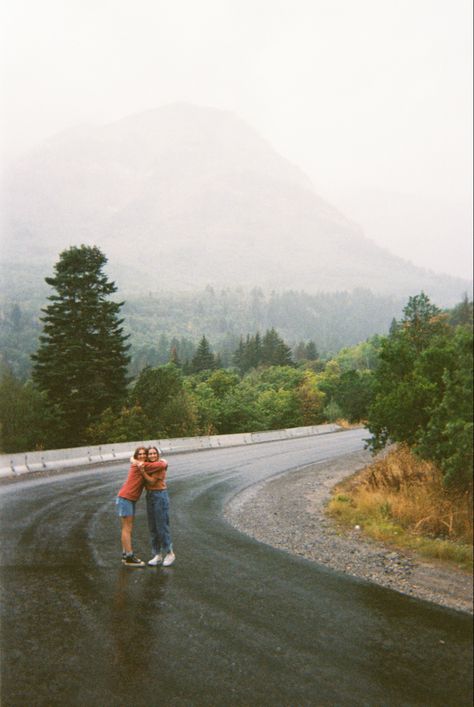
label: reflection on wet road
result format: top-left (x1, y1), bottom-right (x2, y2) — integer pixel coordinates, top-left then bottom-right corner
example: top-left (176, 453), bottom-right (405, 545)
top-left (1, 430), bottom-right (472, 705)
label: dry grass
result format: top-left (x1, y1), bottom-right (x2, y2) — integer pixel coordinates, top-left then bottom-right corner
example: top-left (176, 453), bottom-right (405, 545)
top-left (334, 418), bottom-right (364, 430)
top-left (328, 445), bottom-right (473, 571)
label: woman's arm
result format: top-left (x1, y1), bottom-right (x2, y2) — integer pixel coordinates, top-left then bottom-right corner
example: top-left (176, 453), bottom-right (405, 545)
top-left (129, 455), bottom-right (146, 469)
top-left (144, 460), bottom-right (168, 474)
top-left (142, 460), bottom-right (168, 484)
top-left (141, 468), bottom-right (155, 484)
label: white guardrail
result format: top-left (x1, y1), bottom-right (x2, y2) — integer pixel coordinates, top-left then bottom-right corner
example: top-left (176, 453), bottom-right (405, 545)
top-left (0, 423), bottom-right (342, 479)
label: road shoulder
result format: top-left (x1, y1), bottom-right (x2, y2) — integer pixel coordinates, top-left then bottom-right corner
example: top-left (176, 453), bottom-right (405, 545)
top-left (224, 449), bottom-right (473, 614)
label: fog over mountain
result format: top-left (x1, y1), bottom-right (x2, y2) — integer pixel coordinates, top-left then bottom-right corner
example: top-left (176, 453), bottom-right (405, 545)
top-left (1, 104), bottom-right (469, 305)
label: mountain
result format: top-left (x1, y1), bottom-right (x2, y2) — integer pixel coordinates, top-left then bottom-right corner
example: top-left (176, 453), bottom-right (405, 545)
top-left (0, 103), bottom-right (469, 305)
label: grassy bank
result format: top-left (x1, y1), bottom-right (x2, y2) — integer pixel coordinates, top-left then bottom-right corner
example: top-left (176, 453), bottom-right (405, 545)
top-left (327, 445), bottom-right (473, 572)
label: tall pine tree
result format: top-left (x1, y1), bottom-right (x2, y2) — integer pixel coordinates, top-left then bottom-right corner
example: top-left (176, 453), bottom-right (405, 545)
top-left (261, 328), bottom-right (293, 367)
top-left (191, 336), bottom-right (216, 373)
top-left (32, 245), bottom-right (130, 446)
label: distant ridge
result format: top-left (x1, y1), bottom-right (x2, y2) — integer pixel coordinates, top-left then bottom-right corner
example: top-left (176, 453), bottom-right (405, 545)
top-left (1, 103), bottom-right (469, 305)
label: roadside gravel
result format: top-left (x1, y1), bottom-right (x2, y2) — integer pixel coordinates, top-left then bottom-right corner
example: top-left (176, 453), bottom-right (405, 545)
top-left (224, 449), bottom-right (473, 614)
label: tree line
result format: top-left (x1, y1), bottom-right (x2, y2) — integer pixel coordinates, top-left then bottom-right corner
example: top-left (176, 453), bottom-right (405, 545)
top-left (0, 278), bottom-right (407, 379)
top-left (0, 245), bottom-right (471, 492)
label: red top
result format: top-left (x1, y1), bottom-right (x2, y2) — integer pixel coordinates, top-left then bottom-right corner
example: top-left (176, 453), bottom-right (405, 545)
top-left (144, 460), bottom-right (168, 491)
top-left (118, 463), bottom-right (145, 501)
top-left (118, 460), bottom-right (168, 501)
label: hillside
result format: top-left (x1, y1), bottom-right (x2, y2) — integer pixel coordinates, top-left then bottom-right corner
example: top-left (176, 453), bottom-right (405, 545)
top-left (1, 103), bottom-right (469, 305)
top-left (0, 286), bottom-right (405, 379)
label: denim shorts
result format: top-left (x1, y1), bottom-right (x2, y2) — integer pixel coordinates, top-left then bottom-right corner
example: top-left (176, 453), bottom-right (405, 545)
top-left (116, 496), bottom-right (136, 517)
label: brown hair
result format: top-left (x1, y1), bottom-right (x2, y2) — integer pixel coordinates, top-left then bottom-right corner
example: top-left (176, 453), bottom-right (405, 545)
top-left (133, 446), bottom-right (148, 459)
top-left (147, 446), bottom-right (160, 459)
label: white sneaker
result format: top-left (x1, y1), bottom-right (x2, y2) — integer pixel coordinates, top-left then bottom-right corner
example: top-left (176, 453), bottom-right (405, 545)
top-left (162, 552), bottom-right (176, 567)
top-left (148, 554), bottom-right (163, 566)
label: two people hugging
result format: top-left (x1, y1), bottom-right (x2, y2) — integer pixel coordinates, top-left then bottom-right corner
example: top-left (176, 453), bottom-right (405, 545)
top-left (116, 445), bottom-right (175, 567)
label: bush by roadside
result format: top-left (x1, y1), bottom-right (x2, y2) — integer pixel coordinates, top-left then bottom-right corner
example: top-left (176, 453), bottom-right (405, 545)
top-left (327, 445), bottom-right (473, 572)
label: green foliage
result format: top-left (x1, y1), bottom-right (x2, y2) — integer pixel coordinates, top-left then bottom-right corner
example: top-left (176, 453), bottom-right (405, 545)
top-left (86, 405), bottom-right (151, 444)
top-left (367, 293), bottom-right (473, 488)
top-left (205, 369), bottom-right (240, 398)
top-left (261, 328), bottom-right (294, 367)
top-left (233, 328), bottom-right (293, 373)
top-left (333, 336), bottom-right (382, 372)
top-left (324, 400), bottom-right (343, 423)
top-left (416, 327), bottom-right (473, 488)
top-left (334, 370), bottom-right (374, 422)
top-left (304, 341), bottom-right (318, 360)
top-left (5, 277), bottom-right (470, 468)
top-left (0, 302), bottom-right (42, 379)
top-left (446, 293), bottom-right (473, 328)
top-left (87, 363), bottom-right (198, 443)
top-left (233, 332), bottom-right (262, 373)
top-left (131, 364), bottom-right (183, 422)
top-left (31, 246), bottom-right (130, 445)
top-left (255, 388), bottom-right (300, 430)
top-left (184, 365), bottom-right (325, 434)
top-left (129, 336), bottom-right (195, 377)
top-left (191, 336), bottom-right (217, 373)
top-left (188, 381), bottom-right (222, 434)
top-left (129, 363), bottom-right (197, 438)
top-left (0, 369), bottom-right (58, 452)
top-left (367, 293), bottom-right (448, 449)
top-left (299, 348), bottom-right (377, 423)
top-left (1, 287), bottom-right (405, 379)
top-left (216, 385), bottom-right (260, 433)
top-left (297, 370), bottom-right (326, 425)
top-left (121, 287), bottom-right (404, 354)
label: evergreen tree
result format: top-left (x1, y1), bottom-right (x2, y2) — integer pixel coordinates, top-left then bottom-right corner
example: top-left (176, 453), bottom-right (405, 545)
top-left (261, 328), bottom-right (294, 366)
top-left (32, 245), bottom-right (130, 446)
top-left (416, 326), bottom-right (473, 487)
top-left (447, 293), bottom-right (473, 328)
top-left (366, 293), bottom-right (448, 451)
top-left (294, 341), bottom-right (307, 362)
top-left (170, 346), bottom-right (180, 367)
top-left (401, 291), bottom-right (444, 353)
top-left (305, 341), bottom-right (319, 361)
top-left (233, 337), bottom-right (246, 374)
top-left (249, 332), bottom-right (262, 368)
top-left (233, 329), bottom-right (293, 372)
top-left (294, 340), bottom-right (319, 362)
top-left (191, 336), bottom-right (216, 372)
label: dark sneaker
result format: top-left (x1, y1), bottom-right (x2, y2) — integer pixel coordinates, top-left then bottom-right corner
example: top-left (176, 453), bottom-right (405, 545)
top-left (122, 554), bottom-right (145, 567)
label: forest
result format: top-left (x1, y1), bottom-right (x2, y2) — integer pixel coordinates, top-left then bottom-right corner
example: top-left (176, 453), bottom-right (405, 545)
top-left (0, 246), bottom-right (471, 494)
top-left (0, 285), bottom-right (406, 379)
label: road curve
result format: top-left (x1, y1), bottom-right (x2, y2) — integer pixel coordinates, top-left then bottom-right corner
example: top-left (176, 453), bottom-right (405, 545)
top-left (1, 429), bottom-right (472, 706)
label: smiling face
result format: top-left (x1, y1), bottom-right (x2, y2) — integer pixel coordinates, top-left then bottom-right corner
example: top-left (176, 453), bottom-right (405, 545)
top-left (134, 447), bottom-right (148, 460)
top-left (147, 447), bottom-right (159, 461)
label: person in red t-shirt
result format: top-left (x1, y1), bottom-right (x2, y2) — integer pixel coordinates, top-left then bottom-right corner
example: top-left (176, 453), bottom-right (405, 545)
top-left (115, 446), bottom-right (148, 567)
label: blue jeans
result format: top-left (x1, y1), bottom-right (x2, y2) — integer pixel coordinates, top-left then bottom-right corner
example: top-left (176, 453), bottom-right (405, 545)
top-left (146, 490), bottom-right (172, 556)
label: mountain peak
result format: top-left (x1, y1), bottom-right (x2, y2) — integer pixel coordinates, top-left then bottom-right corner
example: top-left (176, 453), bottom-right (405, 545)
top-left (1, 103), bottom-right (469, 305)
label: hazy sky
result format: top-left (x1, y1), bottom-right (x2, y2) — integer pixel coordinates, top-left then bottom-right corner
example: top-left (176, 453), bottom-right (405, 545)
top-left (1, 0), bottom-right (472, 279)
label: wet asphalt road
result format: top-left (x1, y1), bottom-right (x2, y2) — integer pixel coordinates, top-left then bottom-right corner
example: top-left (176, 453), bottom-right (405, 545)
top-left (0, 429), bottom-right (472, 706)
